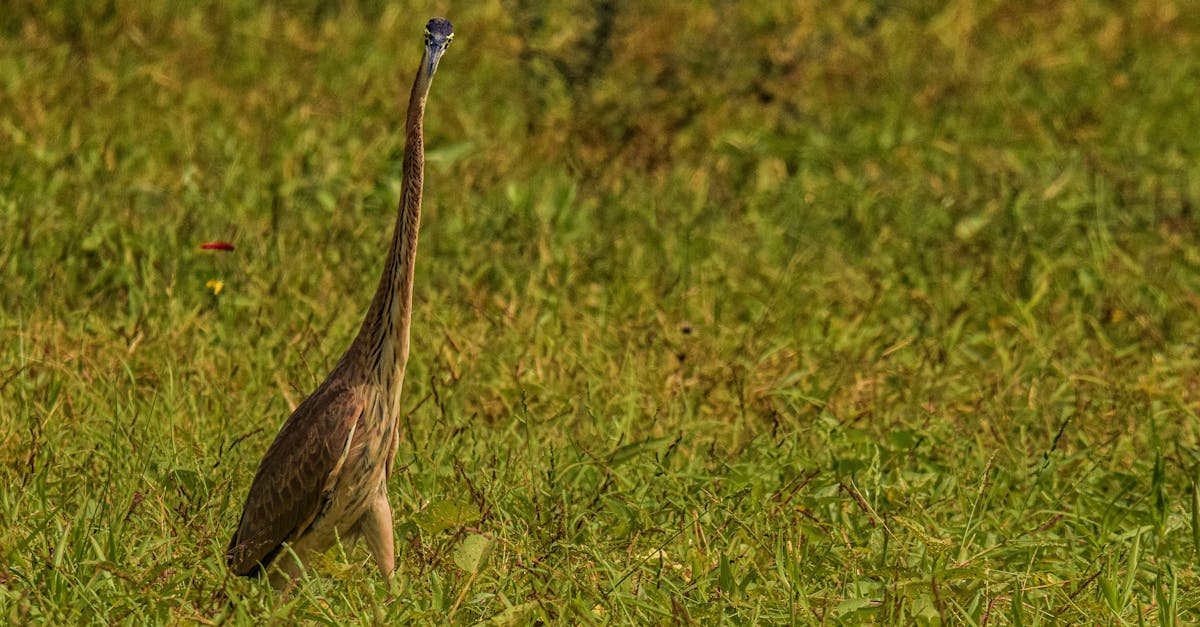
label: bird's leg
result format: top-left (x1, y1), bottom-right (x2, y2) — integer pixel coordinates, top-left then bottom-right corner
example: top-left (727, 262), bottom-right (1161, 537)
top-left (267, 544), bottom-right (308, 591)
top-left (359, 490), bottom-right (396, 580)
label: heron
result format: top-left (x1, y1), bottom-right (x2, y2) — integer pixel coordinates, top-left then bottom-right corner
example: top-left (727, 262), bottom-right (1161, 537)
top-left (225, 17), bottom-right (454, 588)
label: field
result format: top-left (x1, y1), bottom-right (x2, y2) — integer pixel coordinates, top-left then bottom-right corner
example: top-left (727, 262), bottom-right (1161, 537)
top-left (2, 1), bottom-right (1200, 624)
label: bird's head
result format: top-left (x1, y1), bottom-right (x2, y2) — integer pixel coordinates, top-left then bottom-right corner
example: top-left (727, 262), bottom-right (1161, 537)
top-left (423, 18), bottom-right (454, 77)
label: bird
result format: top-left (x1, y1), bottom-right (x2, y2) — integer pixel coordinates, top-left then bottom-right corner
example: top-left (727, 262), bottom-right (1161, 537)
top-left (225, 17), bottom-right (454, 589)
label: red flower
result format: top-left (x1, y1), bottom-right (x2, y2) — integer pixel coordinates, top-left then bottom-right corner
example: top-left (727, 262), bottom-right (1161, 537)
top-left (200, 241), bottom-right (235, 251)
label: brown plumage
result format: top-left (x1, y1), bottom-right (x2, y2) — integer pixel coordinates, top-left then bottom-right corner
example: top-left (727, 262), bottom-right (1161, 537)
top-left (226, 17), bottom-right (454, 588)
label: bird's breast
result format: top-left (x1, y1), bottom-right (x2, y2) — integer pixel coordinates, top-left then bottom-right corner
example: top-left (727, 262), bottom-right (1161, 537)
top-left (318, 389), bottom-right (401, 535)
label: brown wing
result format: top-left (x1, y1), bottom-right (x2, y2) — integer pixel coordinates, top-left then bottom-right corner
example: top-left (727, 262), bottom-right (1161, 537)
top-left (226, 371), bottom-right (365, 576)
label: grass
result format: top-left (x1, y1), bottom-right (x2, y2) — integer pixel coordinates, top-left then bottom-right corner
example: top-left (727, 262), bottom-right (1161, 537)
top-left (2, 0), bottom-right (1200, 623)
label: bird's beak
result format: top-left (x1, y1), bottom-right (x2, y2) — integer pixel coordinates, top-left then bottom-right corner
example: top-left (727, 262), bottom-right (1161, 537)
top-left (425, 42), bottom-right (448, 77)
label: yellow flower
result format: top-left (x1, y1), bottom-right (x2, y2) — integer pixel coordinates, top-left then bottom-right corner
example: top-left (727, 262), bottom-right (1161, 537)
top-left (205, 279), bottom-right (225, 296)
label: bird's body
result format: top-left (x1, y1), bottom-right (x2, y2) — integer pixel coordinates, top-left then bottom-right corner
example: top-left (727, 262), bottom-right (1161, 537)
top-left (226, 17), bottom-right (454, 588)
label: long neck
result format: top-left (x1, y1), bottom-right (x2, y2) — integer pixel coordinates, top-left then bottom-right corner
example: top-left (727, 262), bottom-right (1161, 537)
top-left (354, 53), bottom-right (435, 383)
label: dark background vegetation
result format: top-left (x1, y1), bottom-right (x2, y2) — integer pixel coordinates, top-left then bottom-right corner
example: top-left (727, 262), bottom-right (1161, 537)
top-left (1, 1), bottom-right (1199, 623)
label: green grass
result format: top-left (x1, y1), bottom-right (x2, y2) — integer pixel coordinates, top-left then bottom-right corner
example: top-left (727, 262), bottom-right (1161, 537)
top-left (2, 0), bottom-right (1200, 623)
